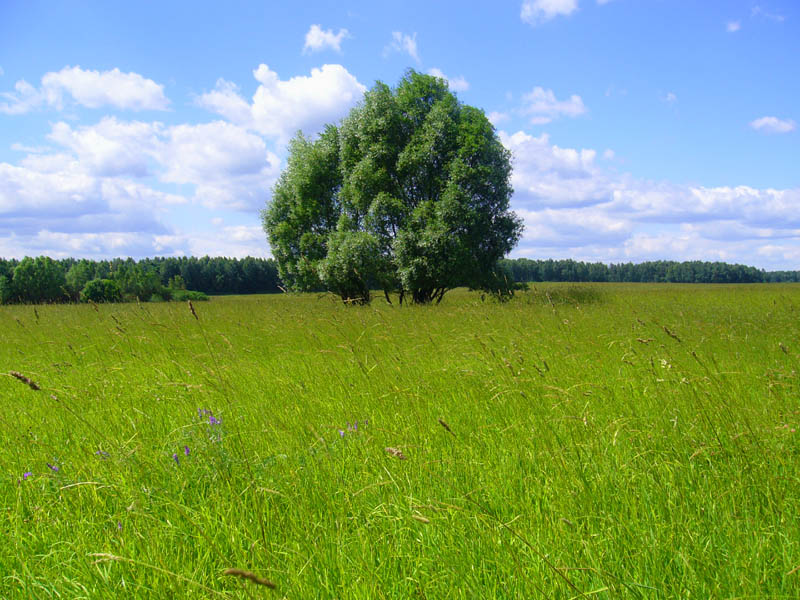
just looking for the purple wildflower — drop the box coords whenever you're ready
[95,450,109,459]
[208,414,220,426]
[172,453,180,465]
[184,445,190,456]
[47,463,59,472]
[23,471,32,480]
[338,429,345,437]
[117,521,122,531]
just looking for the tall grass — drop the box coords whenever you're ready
[2,284,799,598]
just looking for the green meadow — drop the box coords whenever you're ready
[2,284,799,598]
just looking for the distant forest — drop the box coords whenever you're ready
[1,255,799,304]
[498,258,800,285]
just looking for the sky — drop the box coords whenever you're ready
[0,0,798,268]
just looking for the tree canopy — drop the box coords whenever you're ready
[262,70,523,304]
[0,256,281,304]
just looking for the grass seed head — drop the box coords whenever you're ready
[10,371,40,391]
[222,568,276,588]
[385,447,407,459]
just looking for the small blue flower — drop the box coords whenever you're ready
[23,471,32,480]
[208,414,220,426]
[47,463,59,472]
[172,453,180,465]
[184,445,190,456]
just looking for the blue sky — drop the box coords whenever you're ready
[1,0,798,268]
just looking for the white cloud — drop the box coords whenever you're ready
[488,111,510,126]
[0,157,183,255]
[47,117,162,177]
[663,92,677,104]
[385,32,420,63]
[197,64,366,143]
[520,86,586,124]
[303,25,350,54]
[159,120,281,211]
[751,5,785,22]
[501,130,612,208]
[499,127,800,267]
[0,66,169,114]
[427,68,469,92]
[0,80,41,115]
[0,230,184,260]
[194,79,252,124]
[21,116,280,213]
[726,21,741,32]
[521,0,578,25]
[750,116,796,134]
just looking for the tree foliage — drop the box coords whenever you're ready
[0,256,281,304]
[80,278,122,303]
[263,70,523,304]
[500,258,771,284]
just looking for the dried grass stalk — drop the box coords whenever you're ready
[10,371,40,391]
[222,568,276,588]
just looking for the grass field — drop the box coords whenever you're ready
[2,284,799,598]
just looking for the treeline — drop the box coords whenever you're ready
[2,255,799,305]
[0,256,281,304]
[500,258,800,284]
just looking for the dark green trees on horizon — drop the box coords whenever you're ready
[262,70,524,305]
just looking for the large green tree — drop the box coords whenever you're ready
[8,256,67,304]
[262,70,523,304]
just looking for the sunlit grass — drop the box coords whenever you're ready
[2,284,799,598]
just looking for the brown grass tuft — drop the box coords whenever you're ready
[10,371,40,391]
[222,568,276,589]
[385,447,407,459]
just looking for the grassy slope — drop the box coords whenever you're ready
[1,284,799,598]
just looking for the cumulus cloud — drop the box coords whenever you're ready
[0,66,169,114]
[427,68,469,92]
[0,157,184,259]
[500,127,800,267]
[501,130,613,208]
[303,25,350,54]
[488,111,510,126]
[521,0,578,25]
[520,87,586,124]
[53,118,279,211]
[750,116,796,134]
[197,64,366,143]
[47,117,162,178]
[159,120,281,211]
[385,32,420,63]
[146,224,271,259]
